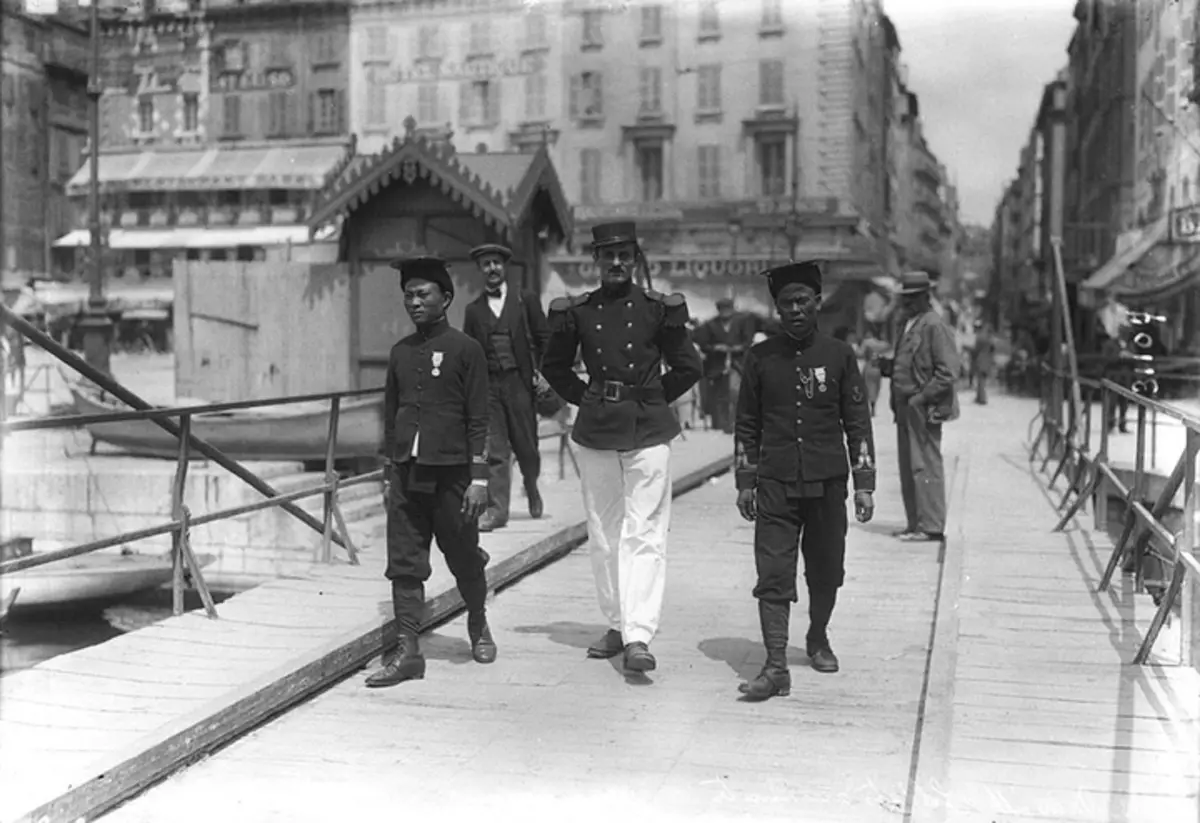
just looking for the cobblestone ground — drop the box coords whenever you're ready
[106,425,944,823]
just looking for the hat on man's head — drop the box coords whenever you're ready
[761,260,823,299]
[898,270,933,295]
[469,243,513,262]
[591,221,639,250]
[390,255,454,295]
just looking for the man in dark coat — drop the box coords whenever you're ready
[461,243,550,531]
[970,319,995,405]
[541,220,702,674]
[365,256,495,689]
[734,260,877,700]
[693,297,755,433]
[886,271,960,543]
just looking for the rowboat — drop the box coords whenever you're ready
[0,550,214,617]
[70,387,386,462]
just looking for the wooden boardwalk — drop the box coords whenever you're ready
[101,395,1199,823]
[0,431,733,823]
[101,411,947,823]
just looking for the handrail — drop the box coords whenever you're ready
[1030,361,1200,669]
[4,386,385,433]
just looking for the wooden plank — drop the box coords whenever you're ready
[6,452,734,823]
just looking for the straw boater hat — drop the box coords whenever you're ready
[468,243,513,262]
[897,270,933,295]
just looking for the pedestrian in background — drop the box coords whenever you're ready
[859,328,888,416]
[881,271,960,544]
[970,319,995,405]
[461,242,550,532]
[366,256,496,689]
[693,297,754,433]
[734,260,877,700]
[541,220,702,674]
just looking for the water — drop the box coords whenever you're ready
[0,587,234,677]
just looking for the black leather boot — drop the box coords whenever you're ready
[366,583,426,688]
[806,588,839,673]
[739,600,791,700]
[467,610,497,664]
[526,481,544,519]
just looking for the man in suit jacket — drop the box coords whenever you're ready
[692,298,756,433]
[461,243,550,532]
[885,271,961,543]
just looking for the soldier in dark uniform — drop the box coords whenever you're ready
[365,256,496,689]
[461,242,550,531]
[734,260,877,701]
[541,221,702,673]
[693,297,755,433]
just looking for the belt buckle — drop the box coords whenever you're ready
[602,380,623,402]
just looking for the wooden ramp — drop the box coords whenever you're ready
[101,425,947,823]
[0,433,734,823]
[912,398,1200,823]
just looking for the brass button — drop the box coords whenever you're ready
[625,342,633,349]
[596,324,602,330]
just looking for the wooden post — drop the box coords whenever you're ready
[1095,384,1112,531]
[1133,403,1148,593]
[170,415,192,617]
[320,396,342,564]
[1182,429,1199,670]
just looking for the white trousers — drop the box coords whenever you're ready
[575,442,672,646]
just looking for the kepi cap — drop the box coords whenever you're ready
[390,255,454,295]
[591,221,639,249]
[469,243,513,262]
[761,260,823,299]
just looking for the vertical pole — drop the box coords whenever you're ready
[171,414,192,616]
[1181,429,1198,670]
[319,396,341,564]
[1150,406,1157,470]
[79,0,112,377]
[1133,402,1148,593]
[1095,384,1111,532]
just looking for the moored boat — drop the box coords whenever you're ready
[70,386,386,462]
[0,549,214,617]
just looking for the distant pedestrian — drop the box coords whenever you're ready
[859,330,889,416]
[881,271,960,543]
[461,242,550,532]
[693,297,754,433]
[970,320,995,405]
[734,260,877,700]
[541,220,702,674]
[366,256,496,689]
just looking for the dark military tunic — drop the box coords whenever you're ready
[735,330,876,603]
[380,320,490,593]
[541,283,703,452]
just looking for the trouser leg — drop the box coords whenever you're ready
[485,381,513,522]
[895,404,919,531]
[797,482,848,648]
[576,444,626,633]
[904,403,947,535]
[503,373,542,497]
[616,443,672,646]
[431,466,495,664]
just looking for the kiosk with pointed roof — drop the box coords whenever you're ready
[308,117,573,388]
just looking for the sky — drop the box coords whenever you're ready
[882,0,1079,228]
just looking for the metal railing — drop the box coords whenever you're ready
[0,303,580,619]
[1029,363,1199,668]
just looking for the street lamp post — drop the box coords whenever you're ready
[78,0,112,376]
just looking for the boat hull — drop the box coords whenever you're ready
[0,552,214,617]
[71,388,385,462]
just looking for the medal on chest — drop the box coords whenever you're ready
[431,351,444,377]
[814,366,827,393]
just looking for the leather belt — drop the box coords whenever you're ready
[595,380,663,403]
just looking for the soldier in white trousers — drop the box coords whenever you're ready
[540,221,702,673]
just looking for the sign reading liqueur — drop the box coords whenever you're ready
[367,54,547,85]
[549,257,779,284]
[1170,205,1200,244]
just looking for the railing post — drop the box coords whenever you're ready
[320,396,342,564]
[1150,406,1158,471]
[1095,383,1111,531]
[1182,429,1199,670]
[170,414,192,617]
[1132,403,1149,592]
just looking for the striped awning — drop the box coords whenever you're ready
[52,225,319,249]
[65,142,350,196]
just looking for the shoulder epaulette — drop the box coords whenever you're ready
[548,294,588,313]
[645,289,687,307]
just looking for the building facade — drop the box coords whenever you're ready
[0,0,90,285]
[345,0,922,325]
[56,0,353,282]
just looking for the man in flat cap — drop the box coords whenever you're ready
[693,297,756,433]
[461,242,551,531]
[885,270,959,544]
[366,256,496,688]
[541,221,702,674]
[734,260,876,700]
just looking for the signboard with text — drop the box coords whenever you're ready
[548,257,783,286]
[365,55,547,86]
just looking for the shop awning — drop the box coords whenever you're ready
[1081,218,1169,292]
[52,226,315,249]
[65,142,351,196]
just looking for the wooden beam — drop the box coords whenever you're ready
[8,454,733,823]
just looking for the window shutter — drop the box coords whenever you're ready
[459,81,472,123]
[595,72,604,114]
[307,91,315,134]
[337,89,346,133]
[489,80,500,123]
[260,95,272,136]
[568,74,579,119]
